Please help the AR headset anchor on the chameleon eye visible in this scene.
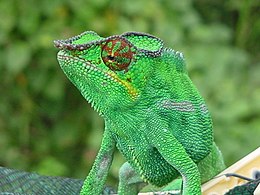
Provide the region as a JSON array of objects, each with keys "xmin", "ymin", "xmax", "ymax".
[{"xmin": 101, "ymin": 38, "xmax": 135, "ymax": 71}]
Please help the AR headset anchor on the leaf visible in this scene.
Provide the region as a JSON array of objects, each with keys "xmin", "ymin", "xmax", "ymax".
[{"xmin": 6, "ymin": 41, "xmax": 31, "ymax": 75}]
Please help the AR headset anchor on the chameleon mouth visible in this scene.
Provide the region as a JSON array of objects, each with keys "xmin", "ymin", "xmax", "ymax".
[
  {"xmin": 56, "ymin": 52, "xmax": 139, "ymax": 99},
  {"xmin": 57, "ymin": 51, "xmax": 114, "ymax": 79}
]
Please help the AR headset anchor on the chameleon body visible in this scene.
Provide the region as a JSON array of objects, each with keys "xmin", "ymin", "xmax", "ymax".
[{"xmin": 54, "ymin": 31, "xmax": 225, "ymax": 195}]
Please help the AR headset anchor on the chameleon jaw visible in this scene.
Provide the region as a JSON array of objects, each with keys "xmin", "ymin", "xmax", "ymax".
[{"xmin": 57, "ymin": 52, "xmax": 139, "ymax": 100}]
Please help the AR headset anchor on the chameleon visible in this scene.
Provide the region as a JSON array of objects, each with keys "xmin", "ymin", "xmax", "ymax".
[{"xmin": 54, "ymin": 31, "xmax": 225, "ymax": 195}]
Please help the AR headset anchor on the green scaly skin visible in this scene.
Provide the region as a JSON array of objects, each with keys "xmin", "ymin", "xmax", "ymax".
[{"xmin": 54, "ymin": 31, "xmax": 225, "ymax": 195}]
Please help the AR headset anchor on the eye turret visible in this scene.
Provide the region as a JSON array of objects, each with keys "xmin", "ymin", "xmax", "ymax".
[{"xmin": 101, "ymin": 38, "xmax": 136, "ymax": 71}]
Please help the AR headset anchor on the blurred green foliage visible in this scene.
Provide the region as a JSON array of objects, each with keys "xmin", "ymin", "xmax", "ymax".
[{"xmin": 0, "ymin": 0, "xmax": 259, "ymax": 187}]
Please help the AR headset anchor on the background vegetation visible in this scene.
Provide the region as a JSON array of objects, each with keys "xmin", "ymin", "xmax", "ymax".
[{"xmin": 0, "ymin": 0, "xmax": 259, "ymax": 188}]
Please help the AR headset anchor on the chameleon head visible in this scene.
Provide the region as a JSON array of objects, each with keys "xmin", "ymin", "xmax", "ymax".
[{"xmin": 54, "ymin": 31, "xmax": 163, "ymax": 113}]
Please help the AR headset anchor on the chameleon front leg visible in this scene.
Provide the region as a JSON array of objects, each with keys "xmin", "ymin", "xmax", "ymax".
[
  {"xmin": 80, "ymin": 129, "xmax": 116, "ymax": 195},
  {"xmin": 154, "ymin": 133, "xmax": 201, "ymax": 195},
  {"xmin": 147, "ymin": 115, "xmax": 202, "ymax": 195},
  {"xmin": 155, "ymin": 134, "xmax": 201, "ymax": 195}
]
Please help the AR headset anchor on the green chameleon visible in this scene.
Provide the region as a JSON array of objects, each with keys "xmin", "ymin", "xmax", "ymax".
[{"xmin": 54, "ymin": 31, "xmax": 225, "ymax": 195}]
